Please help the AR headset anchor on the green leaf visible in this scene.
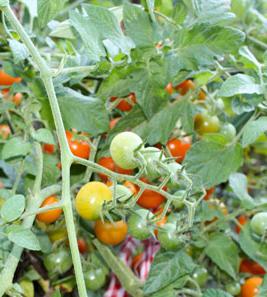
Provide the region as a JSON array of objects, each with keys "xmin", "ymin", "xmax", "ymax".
[
  {"xmin": 19, "ymin": 0, "xmax": 37, "ymax": 18},
  {"xmin": 8, "ymin": 40, "xmax": 29, "ymax": 64},
  {"xmin": 205, "ymin": 233, "xmax": 239, "ymax": 279},
  {"xmin": 42, "ymin": 154, "xmax": 61, "ymax": 187},
  {"xmin": 1, "ymin": 195, "xmax": 25, "ymax": 222},
  {"xmin": 242, "ymin": 117, "xmax": 267, "ymax": 147},
  {"xmin": 218, "ymin": 74, "xmax": 262, "ymax": 97},
  {"xmin": 49, "ymin": 20, "xmax": 75, "ymax": 39},
  {"xmin": 203, "ymin": 289, "xmax": 232, "ymax": 297},
  {"xmin": 184, "ymin": 140, "xmax": 243, "ymax": 189},
  {"xmin": 123, "ymin": 2, "xmax": 156, "ymax": 47},
  {"xmin": 57, "ymin": 87, "xmax": 109, "ymax": 136},
  {"xmin": 2, "ymin": 137, "xmax": 31, "ymax": 160},
  {"xmin": 32, "ymin": 128, "xmax": 55, "ymax": 144},
  {"xmin": 239, "ymin": 223, "xmax": 267, "ymax": 271},
  {"xmin": 239, "ymin": 46, "xmax": 260, "ymax": 70},
  {"xmin": 37, "ymin": 0, "xmax": 67, "ymax": 28},
  {"xmin": 150, "ymin": 276, "xmax": 188, "ymax": 297},
  {"xmin": 144, "ymin": 250, "xmax": 196, "ymax": 294},
  {"xmin": 259, "ymin": 275, "xmax": 267, "ymax": 297},
  {"xmin": 8, "ymin": 227, "xmax": 41, "ymax": 251},
  {"xmin": 229, "ymin": 173, "xmax": 255, "ymax": 209}
]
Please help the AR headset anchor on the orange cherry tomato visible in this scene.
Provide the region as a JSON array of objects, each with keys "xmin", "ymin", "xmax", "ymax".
[
  {"xmin": 165, "ymin": 83, "xmax": 174, "ymax": 95},
  {"xmin": 0, "ymin": 70, "xmax": 21, "ymax": 86},
  {"xmin": 137, "ymin": 178, "xmax": 166, "ymax": 209},
  {"xmin": 204, "ymin": 187, "xmax": 215, "ymax": 201},
  {"xmin": 167, "ymin": 138, "xmax": 191, "ymax": 163},
  {"xmin": 235, "ymin": 215, "xmax": 248, "ymax": 234},
  {"xmin": 43, "ymin": 143, "xmax": 55, "ymax": 154},
  {"xmin": 198, "ymin": 89, "xmax": 206, "ymax": 100},
  {"xmin": 94, "ymin": 220, "xmax": 128, "ymax": 246},
  {"xmin": 77, "ymin": 238, "xmax": 88, "ymax": 254},
  {"xmin": 175, "ymin": 80, "xmax": 195, "ymax": 95},
  {"xmin": 154, "ymin": 215, "xmax": 168, "ymax": 237},
  {"xmin": 110, "ymin": 93, "xmax": 137, "ymax": 112},
  {"xmin": 66, "ymin": 130, "xmax": 90, "ymax": 159},
  {"xmin": 12, "ymin": 93, "xmax": 23, "ymax": 106},
  {"xmin": 240, "ymin": 259, "xmax": 265, "ymax": 275},
  {"xmin": 132, "ymin": 252, "xmax": 144, "ymax": 269},
  {"xmin": 123, "ymin": 181, "xmax": 138, "ymax": 195},
  {"xmin": 0, "ymin": 124, "xmax": 11, "ymax": 140},
  {"xmin": 97, "ymin": 157, "xmax": 133, "ymax": 182},
  {"xmin": 36, "ymin": 195, "xmax": 62, "ymax": 224},
  {"xmin": 109, "ymin": 117, "xmax": 121, "ymax": 129},
  {"xmin": 241, "ymin": 277, "xmax": 262, "ymax": 297}
]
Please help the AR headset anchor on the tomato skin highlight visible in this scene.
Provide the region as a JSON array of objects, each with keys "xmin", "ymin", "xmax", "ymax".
[
  {"xmin": 0, "ymin": 124, "xmax": 11, "ymax": 140},
  {"xmin": 36, "ymin": 195, "xmax": 62, "ymax": 224},
  {"xmin": 137, "ymin": 178, "xmax": 166, "ymax": 209},
  {"xmin": 42, "ymin": 143, "xmax": 55, "ymax": 154},
  {"xmin": 110, "ymin": 93, "xmax": 136, "ymax": 112},
  {"xmin": 167, "ymin": 138, "xmax": 191, "ymax": 163},
  {"xmin": 94, "ymin": 220, "xmax": 128, "ymax": 245},
  {"xmin": 240, "ymin": 258, "xmax": 265, "ymax": 275},
  {"xmin": 241, "ymin": 277, "xmax": 262, "ymax": 297},
  {"xmin": 0, "ymin": 70, "xmax": 21, "ymax": 86},
  {"xmin": 66, "ymin": 130, "xmax": 90, "ymax": 159},
  {"xmin": 75, "ymin": 182, "xmax": 112, "ymax": 221}
]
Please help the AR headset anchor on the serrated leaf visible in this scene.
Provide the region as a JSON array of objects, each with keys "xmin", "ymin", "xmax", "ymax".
[
  {"xmin": 144, "ymin": 250, "xmax": 196, "ymax": 294},
  {"xmin": 184, "ymin": 140, "xmax": 243, "ymax": 189},
  {"xmin": 32, "ymin": 128, "xmax": 55, "ymax": 144},
  {"xmin": 49, "ymin": 20, "xmax": 75, "ymax": 39},
  {"xmin": 203, "ymin": 289, "xmax": 232, "ymax": 297},
  {"xmin": 242, "ymin": 117, "xmax": 267, "ymax": 147},
  {"xmin": 2, "ymin": 137, "xmax": 31, "ymax": 160},
  {"xmin": 150, "ymin": 276, "xmax": 188, "ymax": 297},
  {"xmin": 239, "ymin": 223, "xmax": 267, "ymax": 271},
  {"xmin": 8, "ymin": 227, "xmax": 41, "ymax": 251},
  {"xmin": 229, "ymin": 173, "xmax": 255, "ymax": 209},
  {"xmin": 205, "ymin": 234, "xmax": 239, "ymax": 279},
  {"xmin": 57, "ymin": 87, "xmax": 109, "ymax": 136},
  {"xmin": 38, "ymin": 0, "xmax": 67, "ymax": 28},
  {"xmin": 1, "ymin": 195, "xmax": 25, "ymax": 222},
  {"xmin": 8, "ymin": 39, "xmax": 29, "ymax": 64},
  {"xmin": 218, "ymin": 74, "xmax": 262, "ymax": 97},
  {"xmin": 42, "ymin": 154, "xmax": 60, "ymax": 187}
]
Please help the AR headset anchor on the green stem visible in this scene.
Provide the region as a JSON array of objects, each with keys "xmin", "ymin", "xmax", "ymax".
[{"xmin": 247, "ymin": 35, "xmax": 267, "ymax": 50}]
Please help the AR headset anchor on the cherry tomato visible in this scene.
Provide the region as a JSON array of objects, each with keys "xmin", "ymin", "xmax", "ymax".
[
  {"xmin": 12, "ymin": 93, "xmax": 23, "ymax": 106},
  {"xmin": 241, "ymin": 277, "xmax": 262, "ymax": 297},
  {"xmin": 42, "ymin": 143, "xmax": 55, "ymax": 154},
  {"xmin": 250, "ymin": 212, "xmax": 267, "ymax": 236},
  {"xmin": 175, "ymin": 80, "xmax": 195, "ymax": 95},
  {"xmin": 220, "ymin": 123, "xmax": 236, "ymax": 140},
  {"xmin": 235, "ymin": 215, "xmax": 248, "ymax": 234},
  {"xmin": 165, "ymin": 82, "xmax": 174, "ymax": 95},
  {"xmin": 110, "ymin": 93, "xmax": 136, "ymax": 112},
  {"xmin": 194, "ymin": 114, "xmax": 220, "ymax": 135},
  {"xmin": 192, "ymin": 267, "xmax": 208, "ymax": 287},
  {"xmin": 109, "ymin": 117, "xmax": 121, "ymax": 129},
  {"xmin": 66, "ymin": 130, "xmax": 90, "ymax": 159},
  {"xmin": 75, "ymin": 182, "xmax": 112, "ymax": 220},
  {"xmin": 77, "ymin": 238, "xmax": 88, "ymax": 254},
  {"xmin": 198, "ymin": 89, "xmax": 206, "ymax": 100},
  {"xmin": 123, "ymin": 181, "xmax": 138, "ymax": 195},
  {"xmin": 94, "ymin": 220, "xmax": 127, "ymax": 245},
  {"xmin": 97, "ymin": 156, "xmax": 133, "ymax": 182},
  {"xmin": 84, "ymin": 267, "xmax": 106, "ymax": 291},
  {"xmin": 240, "ymin": 259, "xmax": 265, "ymax": 275},
  {"xmin": 204, "ymin": 187, "xmax": 215, "ymax": 201},
  {"xmin": 0, "ymin": 124, "xmax": 11, "ymax": 140},
  {"xmin": 137, "ymin": 178, "xmax": 166, "ymax": 209},
  {"xmin": 167, "ymin": 138, "xmax": 191, "ymax": 163},
  {"xmin": 158, "ymin": 223, "xmax": 182, "ymax": 250},
  {"xmin": 44, "ymin": 248, "xmax": 72, "ymax": 275},
  {"xmin": 36, "ymin": 195, "xmax": 62, "ymax": 224},
  {"xmin": 110, "ymin": 132, "xmax": 143, "ymax": 169},
  {"xmin": 128, "ymin": 209, "xmax": 153, "ymax": 240},
  {"xmin": 0, "ymin": 70, "xmax": 21, "ymax": 86},
  {"xmin": 226, "ymin": 282, "xmax": 241, "ymax": 296}
]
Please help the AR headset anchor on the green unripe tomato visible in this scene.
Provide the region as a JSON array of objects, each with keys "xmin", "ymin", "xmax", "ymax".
[
  {"xmin": 44, "ymin": 248, "xmax": 72, "ymax": 275},
  {"xmin": 110, "ymin": 132, "xmax": 143, "ymax": 169},
  {"xmin": 215, "ymin": 98, "xmax": 225, "ymax": 111},
  {"xmin": 220, "ymin": 123, "xmax": 236, "ymax": 140},
  {"xmin": 250, "ymin": 212, "xmax": 267, "ymax": 236},
  {"xmin": 225, "ymin": 282, "xmax": 241, "ymax": 296},
  {"xmin": 109, "ymin": 185, "xmax": 132, "ymax": 202},
  {"xmin": 142, "ymin": 147, "xmax": 165, "ymax": 180},
  {"xmin": 194, "ymin": 114, "xmax": 220, "ymax": 135},
  {"xmin": 128, "ymin": 209, "xmax": 153, "ymax": 240},
  {"xmin": 158, "ymin": 223, "xmax": 182, "ymax": 250},
  {"xmin": 192, "ymin": 267, "xmax": 208, "ymax": 287},
  {"xmin": 84, "ymin": 267, "xmax": 106, "ymax": 291}
]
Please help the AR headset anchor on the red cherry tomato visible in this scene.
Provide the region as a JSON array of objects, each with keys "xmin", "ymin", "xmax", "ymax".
[
  {"xmin": 110, "ymin": 93, "xmax": 137, "ymax": 112},
  {"xmin": 165, "ymin": 83, "xmax": 174, "ymax": 95},
  {"xmin": 109, "ymin": 117, "xmax": 121, "ymax": 129},
  {"xmin": 241, "ymin": 277, "xmax": 262, "ymax": 297},
  {"xmin": 123, "ymin": 181, "xmax": 138, "ymax": 195},
  {"xmin": 167, "ymin": 138, "xmax": 191, "ymax": 163},
  {"xmin": 137, "ymin": 178, "xmax": 166, "ymax": 209},
  {"xmin": 175, "ymin": 80, "xmax": 195, "ymax": 95},
  {"xmin": 43, "ymin": 143, "xmax": 55, "ymax": 154},
  {"xmin": 235, "ymin": 215, "xmax": 248, "ymax": 234},
  {"xmin": 204, "ymin": 187, "xmax": 215, "ymax": 201},
  {"xmin": 0, "ymin": 70, "xmax": 21, "ymax": 86},
  {"xmin": 77, "ymin": 238, "xmax": 88, "ymax": 254},
  {"xmin": 240, "ymin": 259, "xmax": 265, "ymax": 275},
  {"xmin": 36, "ymin": 195, "xmax": 62, "ymax": 224},
  {"xmin": 66, "ymin": 130, "xmax": 90, "ymax": 159}
]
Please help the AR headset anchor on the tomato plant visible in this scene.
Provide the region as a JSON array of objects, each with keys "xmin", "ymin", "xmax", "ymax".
[
  {"xmin": 166, "ymin": 138, "xmax": 191, "ymax": 163},
  {"xmin": 66, "ymin": 130, "xmax": 90, "ymax": 159},
  {"xmin": 0, "ymin": 124, "xmax": 11, "ymax": 140},
  {"xmin": 84, "ymin": 267, "xmax": 106, "ymax": 291},
  {"xmin": 250, "ymin": 212, "xmax": 267, "ymax": 236},
  {"xmin": 44, "ymin": 248, "xmax": 73, "ymax": 275},
  {"xmin": 241, "ymin": 277, "xmax": 262, "ymax": 297},
  {"xmin": 36, "ymin": 196, "xmax": 62, "ymax": 224}
]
